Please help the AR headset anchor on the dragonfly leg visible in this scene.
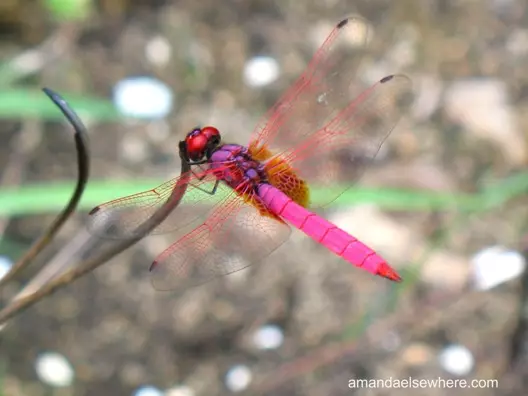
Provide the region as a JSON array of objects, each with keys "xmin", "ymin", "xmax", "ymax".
[
  {"xmin": 188, "ymin": 178, "xmax": 220, "ymax": 195},
  {"xmin": 180, "ymin": 146, "xmax": 225, "ymax": 195},
  {"xmin": 190, "ymin": 165, "xmax": 210, "ymax": 181}
]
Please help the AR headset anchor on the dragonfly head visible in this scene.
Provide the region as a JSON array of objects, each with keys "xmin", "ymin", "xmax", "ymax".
[{"xmin": 183, "ymin": 126, "xmax": 221, "ymax": 162}]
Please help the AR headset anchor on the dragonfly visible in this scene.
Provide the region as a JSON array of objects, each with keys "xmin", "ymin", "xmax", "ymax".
[{"xmin": 88, "ymin": 16, "xmax": 413, "ymax": 291}]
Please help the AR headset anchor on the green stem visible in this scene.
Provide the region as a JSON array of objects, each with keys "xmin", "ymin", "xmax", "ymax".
[{"xmin": 1, "ymin": 171, "xmax": 527, "ymax": 216}]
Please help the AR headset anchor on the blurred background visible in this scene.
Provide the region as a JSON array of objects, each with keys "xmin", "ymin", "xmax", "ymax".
[{"xmin": 0, "ymin": 0, "xmax": 527, "ymax": 395}]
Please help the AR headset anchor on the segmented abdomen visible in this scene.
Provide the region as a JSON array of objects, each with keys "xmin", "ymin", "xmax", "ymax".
[{"xmin": 257, "ymin": 183, "xmax": 401, "ymax": 281}]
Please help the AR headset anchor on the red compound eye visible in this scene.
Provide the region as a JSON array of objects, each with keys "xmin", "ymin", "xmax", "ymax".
[
  {"xmin": 184, "ymin": 126, "xmax": 221, "ymax": 161},
  {"xmin": 201, "ymin": 126, "xmax": 220, "ymax": 140},
  {"xmin": 186, "ymin": 134, "xmax": 208, "ymax": 158}
]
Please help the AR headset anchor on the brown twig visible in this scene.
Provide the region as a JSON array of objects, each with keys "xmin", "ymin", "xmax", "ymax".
[
  {"xmin": 13, "ymin": 228, "xmax": 99, "ymax": 300},
  {"xmin": 0, "ymin": 88, "xmax": 90, "ymax": 288},
  {"xmin": 0, "ymin": 169, "xmax": 189, "ymax": 326},
  {"xmin": 0, "ymin": 91, "xmax": 190, "ymax": 327}
]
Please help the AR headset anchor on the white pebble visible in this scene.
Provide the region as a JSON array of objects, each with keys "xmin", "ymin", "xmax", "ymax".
[
  {"xmin": 438, "ymin": 344, "xmax": 474, "ymax": 376},
  {"xmin": 145, "ymin": 36, "xmax": 172, "ymax": 66},
  {"xmin": 243, "ymin": 56, "xmax": 279, "ymax": 87},
  {"xmin": 0, "ymin": 255, "xmax": 12, "ymax": 281},
  {"xmin": 113, "ymin": 77, "xmax": 173, "ymax": 119},
  {"xmin": 165, "ymin": 385, "xmax": 195, "ymax": 396},
  {"xmin": 225, "ymin": 364, "xmax": 252, "ymax": 392},
  {"xmin": 35, "ymin": 352, "xmax": 74, "ymax": 387},
  {"xmin": 471, "ymin": 246, "xmax": 525, "ymax": 290},
  {"xmin": 253, "ymin": 324, "xmax": 284, "ymax": 350},
  {"xmin": 132, "ymin": 385, "xmax": 163, "ymax": 396}
]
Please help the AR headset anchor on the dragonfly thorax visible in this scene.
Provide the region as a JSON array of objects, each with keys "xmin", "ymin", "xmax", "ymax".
[{"xmin": 210, "ymin": 144, "xmax": 268, "ymax": 189}]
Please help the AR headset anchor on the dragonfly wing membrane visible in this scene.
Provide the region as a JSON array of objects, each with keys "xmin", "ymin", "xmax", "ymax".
[
  {"xmin": 249, "ymin": 15, "xmax": 371, "ymax": 156},
  {"xmin": 247, "ymin": 14, "xmax": 413, "ymax": 209},
  {"xmin": 150, "ymin": 191, "xmax": 291, "ymax": 291},
  {"xmin": 268, "ymin": 74, "xmax": 414, "ymax": 208},
  {"xmin": 87, "ymin": 167, "xmax": 233, "ymax": 239}
]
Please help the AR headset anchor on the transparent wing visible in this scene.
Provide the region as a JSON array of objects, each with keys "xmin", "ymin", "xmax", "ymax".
[
  {"xmin": 249, "ymin": 15, "xmax": 371, "ymax": 157},
  {"xmin": 87, "ymin": 164, "xmax": 235, "ymax": 239},
  {"xmin": 266, "ymin": 74, "xmax": 413, "ymax": 208},
  {"xmin": 149, "ymin": 187, "xmax": 291, "ymax": 291}
]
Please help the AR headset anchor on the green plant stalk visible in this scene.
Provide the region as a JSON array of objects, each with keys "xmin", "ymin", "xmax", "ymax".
[
  {"xmin": 43, "ymin": 0, "xmax": 93, "ymax": 22},
  {"xmin": 0, "ymin": 89, "xmax": 121, "ymax": 121},
  {"xmin": 0, "ymin": 171, "xmax": 527, "ymax": 216}
]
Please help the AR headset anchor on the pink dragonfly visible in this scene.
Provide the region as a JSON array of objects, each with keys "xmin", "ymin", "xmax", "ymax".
[{"xmin": 88, "ymin": 16, "xmax": 413, "ymax": 291}]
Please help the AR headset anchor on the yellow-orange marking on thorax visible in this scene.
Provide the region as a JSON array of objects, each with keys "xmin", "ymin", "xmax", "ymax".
[{"xmin": 248, "ymin": 142, "xmax": 310, "ymax": 209}]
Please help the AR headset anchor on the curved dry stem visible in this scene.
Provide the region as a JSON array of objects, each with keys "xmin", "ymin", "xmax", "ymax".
[
  {"xmin": 0, "ymin": 88, "xmax": 90, "ymax": 288},
  {"xmin": 0, "ymin": 92, "xmax": 191, "ymax": 326},
  {"xmin": 0, "ymin": 160, "xmax": 189, "ymax": 326}
]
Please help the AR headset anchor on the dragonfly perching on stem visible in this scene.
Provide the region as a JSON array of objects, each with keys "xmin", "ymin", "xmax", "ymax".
[{"xmin": 88, "ymin": 16, "xmax": 413, "ymax": 291}]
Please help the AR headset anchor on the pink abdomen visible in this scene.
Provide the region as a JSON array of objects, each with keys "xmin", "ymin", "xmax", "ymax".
[{"xmin": 258, "ymin": 184, "xmax": 401, "ymax": 282}]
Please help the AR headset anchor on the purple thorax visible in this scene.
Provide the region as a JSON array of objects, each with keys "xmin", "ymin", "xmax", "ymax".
[{"xmin": 209, "ymin": 144, "xmax": 267, "ymax": 189}]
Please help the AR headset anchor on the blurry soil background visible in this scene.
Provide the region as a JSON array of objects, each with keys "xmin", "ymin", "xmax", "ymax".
[{"xmin": 1, "ymin": 0, "xmax": 528, "ymax": 395}]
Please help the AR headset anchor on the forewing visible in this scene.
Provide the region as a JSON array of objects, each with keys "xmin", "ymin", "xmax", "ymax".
[
  {"xmin": 87, "ymin": 165, "xmax": 234, "ymax": 239},
  {"xmin": 249, "ymin": 15, "xmax": 371, "ymax": 157}
]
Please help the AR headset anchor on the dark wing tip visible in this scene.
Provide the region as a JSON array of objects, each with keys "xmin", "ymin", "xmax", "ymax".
[
  {"xmin": 149, "ymin": 260, "xmax": 158, "ymax": 272},
  {"xmin": 380, "ymin": 75, "xmax": 395, "ymax": 83},
  {"xmin": 337, "ymin": 18, "xmax": 349, "ymax": 29},
  {"xmin": 88, "ymin": 206, "xmax": 101, "ymax": 215}
]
